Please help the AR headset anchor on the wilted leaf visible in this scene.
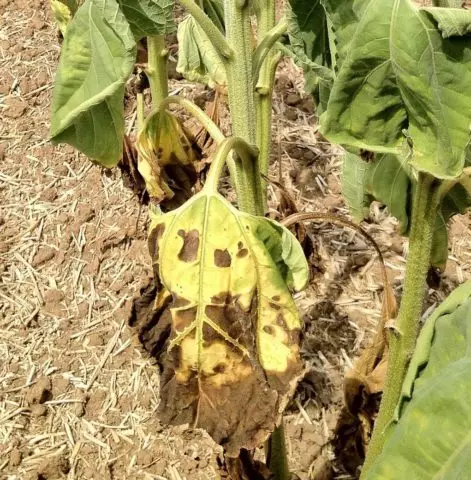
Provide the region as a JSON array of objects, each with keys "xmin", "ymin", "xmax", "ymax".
[
  {"xmin": 141, "ymin": 190, "xmax": 309, "ymax": 455},
  {"xmin": 321, "ymin": 0, "xmax": 471, "ymax": 179},
  {"xmin": 177, "ymin": 15, "xmax": 227, "ymax": 88},
  {"xmin": 50, "ymin": 0, "xmax": 77, "ymax": 36},
  {"xmin": 137, "ymin": 109, "xmax": 198, "ymax": 206},
  {"xmin": 117, "ymin": 0, "xmax": 175, "ymax": 39},
  {"xmin": 365, "ymin": 280, "xmax": 471, "ymax": 478},
  {"xmin": 50, "ymin": 0, "xmax": 136, "ymax": 167}
]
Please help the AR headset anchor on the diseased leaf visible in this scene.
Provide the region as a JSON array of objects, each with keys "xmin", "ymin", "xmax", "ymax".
[
  {"xmin": 50, "ymin": 0, "xmax": 136, "ymax": 167},
  {"xmin": 117, "ymin": 0, "xmax": 175, "ymax": 39},
  {"xmin": 321, "ymin": 0, "xmax": 471, "ymax": 179},
  {"xmin": 136, "ymin": 109, "xmax": 198, "ymax": 206},
  {"xmin": 142, "ymin": 190, "xmax": 308, "ymax": 456},
  {"xmin": 50, "ymin": 0, "xmax": 77, "ymax": 36},
  {"xmin": 177, "ymin": 15, "xmax": 227, "ymax": 87},
  {"xmin": 365, "ymin": 280, "xmax": 471, "ymax": 479},
  {"xmin": 422, "ymin": 7, "xmax": 471, "ymax": 37}
]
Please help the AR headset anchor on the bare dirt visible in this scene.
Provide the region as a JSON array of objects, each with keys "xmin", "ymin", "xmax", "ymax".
[{"xmin": 1, "ymin": 1, "xmax": 470, "ymax": 480}]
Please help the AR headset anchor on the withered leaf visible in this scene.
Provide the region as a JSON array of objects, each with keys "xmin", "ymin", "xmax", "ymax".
[
  {"xmin": 144, "ymin": 191, "xmax": 309, "ymax": 456},
  {"xmin": 137, "ymin": 110, "xmax": 199, "ymax": 206}
]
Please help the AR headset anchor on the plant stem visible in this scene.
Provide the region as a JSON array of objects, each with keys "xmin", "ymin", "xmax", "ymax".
[
  {"xmin": 254, "ymin": 0, "xmax": 280, "ymax": 209},
  {"xmin": 224, "ymin": 0, "xmax": 263, "ymax": 216},
  {"xmin": 146, "ymin": 35, "xmax": 168, "ymax": 110},
  {"xmin": 361, "ymin": 173, "xmax": 441, "ymax": 476},
  {"xmin": 266, "ymin": 421, "xmax": 290, "ymax": 480}
]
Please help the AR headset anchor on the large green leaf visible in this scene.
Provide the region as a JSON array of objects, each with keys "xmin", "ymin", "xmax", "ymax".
[
  {"xmin": 176, "ymin": 15, "xmax": 227, "ymax": 87},
  {"xmin": 342, "ymin": 152, "xmax": 471, "ymax": 269},
  {"xmin": 117, "ymin": 0, "xmax": 175, "ymax": 39},
  {"xmin": 365, "ymin": 280, "xmax": 471, "ymax": 479},
  {"xmin": 321, "ymin": 0, "xmax": 471, "ymax": 179},
  {"xmin": 141, "ymin": 189, "xmax": 309, "ymax": 456},
  {"xmin": 50, "ymin": 0, "xmax": 136, "ymax": 167}
]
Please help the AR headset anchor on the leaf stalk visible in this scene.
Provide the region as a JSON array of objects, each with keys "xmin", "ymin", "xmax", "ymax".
[{"xmin": 146, "ymin": 35, "xmax": 169, "ymax": 109}]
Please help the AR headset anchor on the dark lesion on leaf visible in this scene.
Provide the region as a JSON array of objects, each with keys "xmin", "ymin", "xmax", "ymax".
[
  {"xmin": 236, "ymin": 241, "xmax": 249, "ymax": 259},
  {"xmin": 148, "ymin": 223, "xmax": 166, "ymax": 261},
  {"xmin": 177, "ymin": 229, "xmax": 200, "ymax": 262},
  {"xmin": 172, "ymin": 305, "xmax": 197, "ymax": 332},
  {"xmin": 214, "ymin": 248, "xmax": 232, "ymax": 267}
]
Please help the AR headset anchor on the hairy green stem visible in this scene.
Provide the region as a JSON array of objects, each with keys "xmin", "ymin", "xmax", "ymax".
[
  {"xmin": 224, "ymin": 0, "xmax": 263, "ymax": 216},
  {"xmin": 361, "ymin": 173, "xmax": 441, "ymax": 476},
  {"xmin": 146, "ymin": 36, "xmax": 169, "ymax": 109},
  {"xmin": 178, "ymin": 0, "xmax": 232, "ymax": 59},
  {"xmin": 266, "ymin": 421, "xmax": 290, "ymax": 480},
  {"xmin": 254, "ymin": 0, "xmax": 280, "ymax": 209},
  {"xmin": 204, "ymin": 137, "xmax": 258, "ymax": 193}
]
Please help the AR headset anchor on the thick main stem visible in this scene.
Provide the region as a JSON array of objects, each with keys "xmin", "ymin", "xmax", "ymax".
[
  {"xmin": 361, "ymin": 173, "xmax": 441, "ymax": 476},
  {"xmin": 224, "ymin": 0, "xmax": 263, "ymax": 215},
  {"xmin": 146, "ymin": 35, "xmax": 168, "ymax": 110}
]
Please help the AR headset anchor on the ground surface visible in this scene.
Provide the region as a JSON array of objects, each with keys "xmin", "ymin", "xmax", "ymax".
[{"xmin": 1, "ymin": 1, "xmax": 471, "ymax": 479}]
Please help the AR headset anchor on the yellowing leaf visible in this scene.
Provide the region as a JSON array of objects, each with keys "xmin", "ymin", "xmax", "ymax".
[
  {"xmin": 137, "ymin": 110, "xmax": 198, "ymax": 203},
  {"xmin": 50, "ymin": 0, "xmax": 77, "ymax": 36},
  {"xmin": 142, "ymin": 190, "xmax": 309, "ymax": 455}
]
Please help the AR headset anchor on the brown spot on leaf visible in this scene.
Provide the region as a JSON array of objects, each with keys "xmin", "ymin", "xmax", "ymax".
[
  {"xmin": 237, "ymin": 242, "xmax": 249, "ymax": 258},
  {"xmin": 177, "ymin": 229, "xmax": 199, "ymax": 262},
  {"xmin": 214, "ymin": 248, "xmax": 232, "ymax": 267},
  {"xmin": 204, "ymin": 303, "xmax": 250, "ymax": 346},
  {"xmin": 269, "ymin": 302, "xmax": 281, "ymax": 311},
  {"xmin": 173, "ymin": 306, "xmax": 197, "ymax": 332},
  {"xmin": 213, "ymin": 363, "xmax": 227, "ymax": 374},
  {"xmin": 211, "ymin": 292, "xmax": 231, "ymax": 304},
  {"xmin": 263, "ymin": 325, "xmax": 275, "ymax": 335},
  {"xmin": 148, "ymin": 223, "xmax": 165, "ymax": 260},
  {"xmin": 272, "ymin": 295, "xmax": 281, "ymax": 302}
]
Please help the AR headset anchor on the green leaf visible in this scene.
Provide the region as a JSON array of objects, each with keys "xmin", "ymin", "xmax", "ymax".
[
  {"xmin": 176, "ymin": 15, "xmax": 227, "ymax": 87},
  {"xmin": 342, "ymin": 152, "xmax": 471, "ymax": 269},
  {"xmin": 365, "ymin": 280, "xmax": 471, "ymax": 479},
  {"xmin": 202, "ymin": 0, "xmax": 224, "ymax": 32},
  {"xmin": 51, "ymin": 0, "xmax": 136, "ymax": 167},
  {"xmin": 50, "ymin": 0, "xmax": 78, "ymax": 36},
  {"xmin": 321, "ymin": 0, "xmax": 471, "ymax": 179},
  {"xmin": 286, "ymin": 0, "xmax": 334, "ymax": 112},
  {"xmin": 117, "ymin": 0, "xmax": 175, "ymax": 39},
  {"xmin": 342, "ymin": 152, "xmax": 410, "ymax": 232},
  {"xmin": 422, "ymin": 7, "xmax": 471, "ymax": 38},
  {"xmin": 145, "ymin": 189, "xmax": 309, "ymax": 456}
]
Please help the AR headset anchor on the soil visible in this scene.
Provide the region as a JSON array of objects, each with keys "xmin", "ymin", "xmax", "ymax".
[{"xmin": 1, "ymin": 1, "xmax": 470, "ymax": 480}]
